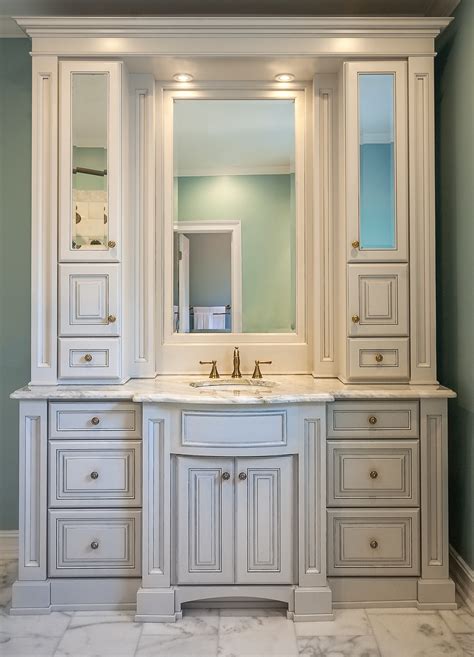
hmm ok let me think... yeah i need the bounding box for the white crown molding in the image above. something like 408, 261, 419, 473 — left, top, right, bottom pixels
450, 545, 474, 613
0, 530, 19, 560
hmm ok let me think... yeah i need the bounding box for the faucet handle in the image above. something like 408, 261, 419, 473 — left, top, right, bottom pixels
252, 360, 272, 379
199, 360, 220, 379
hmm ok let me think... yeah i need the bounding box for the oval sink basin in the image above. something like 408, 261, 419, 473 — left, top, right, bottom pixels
190, 378, 276, 391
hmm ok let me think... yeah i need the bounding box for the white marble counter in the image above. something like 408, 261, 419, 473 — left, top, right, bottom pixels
10, 376, 456, 404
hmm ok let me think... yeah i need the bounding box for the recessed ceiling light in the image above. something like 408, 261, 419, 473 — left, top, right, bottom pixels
173, 73, 194, 82
275, 73, 295, 82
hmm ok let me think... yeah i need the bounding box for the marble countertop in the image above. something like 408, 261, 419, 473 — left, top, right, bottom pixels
10, 376, 456, 404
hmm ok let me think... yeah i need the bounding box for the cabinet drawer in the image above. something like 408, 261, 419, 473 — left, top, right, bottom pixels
49, 441, 141, 507
327, 509, 419, 576
348, 338, 409, 381
50, 402, 141, 439
328, 401, 419, 439
48, 510, 141, 577
327, 440, 419, 507
59, 338, 121, 380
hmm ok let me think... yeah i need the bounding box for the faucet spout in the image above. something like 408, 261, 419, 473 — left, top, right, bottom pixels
231, 346, 242, 378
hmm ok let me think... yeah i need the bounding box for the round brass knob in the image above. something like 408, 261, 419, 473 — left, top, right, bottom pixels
90, 541, 99, 550
108, 240, 116, 249
107, 314, 116, 324
352, 240, 360, 249
375, 353, 384, 363
370, 540, 379, 549
368, 416, 378, 425
352, 314, 360, 324
91, 417, 100, 426
369, 470, 379, 479
90, 471, 99, 480
222, 472, 231, 481
84, 353, 93, 362
239, 472, 247, 481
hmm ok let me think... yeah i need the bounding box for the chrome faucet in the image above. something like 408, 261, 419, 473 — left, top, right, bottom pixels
231, 346, 242, 378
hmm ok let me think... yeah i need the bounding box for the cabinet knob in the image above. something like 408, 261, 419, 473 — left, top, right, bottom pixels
370, 539, 379, 549
352, 314, 360, 324
90, 471, 99, 480
108, 240, 116, 249
375, 353, 384, 363
91, 417, 100, 426
222, 472, 231, 481
107, 314, 116, 324
238, 472, 247, 481
351, 240, 360, 249
368, 415, 378, 425
369, 470, 379, 479
84, 353, 93, 362
90, 541, 99, 550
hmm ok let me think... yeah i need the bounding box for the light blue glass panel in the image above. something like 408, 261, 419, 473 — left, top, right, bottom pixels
359, 74, 396, 250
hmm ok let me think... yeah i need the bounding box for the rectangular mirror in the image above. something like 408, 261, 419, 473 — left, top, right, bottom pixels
172, 99, 296, 334
71, 73, 109, 250
358, 73, 396, 250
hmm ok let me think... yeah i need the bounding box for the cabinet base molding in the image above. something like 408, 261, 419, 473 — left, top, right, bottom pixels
417, 578, 456, 608
136, 587, 179, 622
11, 580, 51, 613
291, 586, 334, 621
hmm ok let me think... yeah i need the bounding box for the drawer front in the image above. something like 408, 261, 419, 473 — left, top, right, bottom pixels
348, 264, 409, 337
348, 338, 409, 381
327, 509, 419, 576
327, 440, 419, 507
59, 338, 121, 380
49, 441, 141, 507
328, 401, 419, 439
50, 402, 141, 439
48, 509, 141, 577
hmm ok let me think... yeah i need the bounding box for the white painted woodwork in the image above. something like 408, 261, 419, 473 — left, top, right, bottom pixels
408, 57, 438, 384
48, 509, 141, 577
236, 456, 295, 584
328, 509, 420, 576
348, 264, 409, 337
59, 61, 122, 263
31, 57, 58, 385
345, 60, 408, 262
49, 440, 141, 507
49, 402, 141, 439
327, 440, 419, 507
348, 337, 409, 381
328, 401, 419, 439
58, 337, 121, 380
59, 264, 120, 336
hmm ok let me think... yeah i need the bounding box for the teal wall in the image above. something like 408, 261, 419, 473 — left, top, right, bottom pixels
73, 147, 107, 191
436, 0, 474, 569
177, 174, 296, 333
360, 143, 395, 249
0, 39, 31, 530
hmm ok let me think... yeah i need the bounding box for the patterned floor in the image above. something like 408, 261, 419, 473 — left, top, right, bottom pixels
1, 560, 472, 656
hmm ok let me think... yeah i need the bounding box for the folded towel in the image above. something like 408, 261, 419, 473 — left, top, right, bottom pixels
193, 306, 226, 330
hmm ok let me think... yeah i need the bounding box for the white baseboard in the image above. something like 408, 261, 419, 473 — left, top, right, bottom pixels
450, 545, 474, 613
0, 530, 19, 560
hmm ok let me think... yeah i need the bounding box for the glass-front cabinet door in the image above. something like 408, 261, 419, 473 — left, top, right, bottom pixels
345, 61, 408, 261
59, 61, 122, 261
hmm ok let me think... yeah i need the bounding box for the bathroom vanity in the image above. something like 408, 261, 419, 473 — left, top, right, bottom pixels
10, 15, 457, 619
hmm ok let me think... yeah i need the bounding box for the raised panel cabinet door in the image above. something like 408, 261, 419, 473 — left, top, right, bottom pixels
235, 456, 295, 584
176, 456, 234, 585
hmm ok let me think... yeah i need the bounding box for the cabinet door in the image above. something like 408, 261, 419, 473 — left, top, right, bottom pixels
346, 61, 408, 261
235, 456, 295, 584
176, 456, 234, 585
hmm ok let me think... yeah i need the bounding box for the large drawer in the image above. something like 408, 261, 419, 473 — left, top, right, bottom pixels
48, 509, 141, 577
328, 401, 419, 439
348, 338, 409, 382
327, 509, 420, 576
327, 440, 419, 507
49, 440, 141, 508
59, 337, 121, 380
49, 402, 141, 439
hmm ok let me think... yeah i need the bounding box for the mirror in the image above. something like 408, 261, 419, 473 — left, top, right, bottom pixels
172, 99, 296, 333
358, 74, 396, 250
71, 73, 108, 250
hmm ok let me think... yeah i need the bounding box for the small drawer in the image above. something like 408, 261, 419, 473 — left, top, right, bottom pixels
327, 509, 420, 576
348, 338, 409, 381
59, 337, 121, 380
328, 401, 419, 439
49, 440, 141, 507
48, 509, 141, 577
327, 440, 419, 507
50, 402, 141, 439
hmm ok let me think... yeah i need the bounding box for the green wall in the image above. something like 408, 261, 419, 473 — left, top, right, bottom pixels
436, 0, 474, 569
0, 39, 31, 530
73, 147, 107, 191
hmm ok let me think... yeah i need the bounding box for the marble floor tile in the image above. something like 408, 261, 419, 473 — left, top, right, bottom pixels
366, 606, 437, 615
0, 561, 18, 609
297, 635, 381, 657
136, 611, 219, 657
440, 605, 474, 633
454, 633, 474, 655
369, 612, 464, 657
218, 615, 298, 657
0, 609, 71, 657
295, 609, 371, 637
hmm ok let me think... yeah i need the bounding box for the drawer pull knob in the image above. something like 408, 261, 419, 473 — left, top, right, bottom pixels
84, 353, 93, 362
108, 240, 116, 249
369, 470, 379, 479
352, 314, 360, 324
370, 539, 379, 549
375, 353, 384, 363
90, 541, 99, 550
107, 314, 116, 324
239, 472, 247, 481
90, 471, 99, 480
222, 472, 231, 481
351, 240, 360, 249
91, 417, 100, 426
368, 416, 378, 425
